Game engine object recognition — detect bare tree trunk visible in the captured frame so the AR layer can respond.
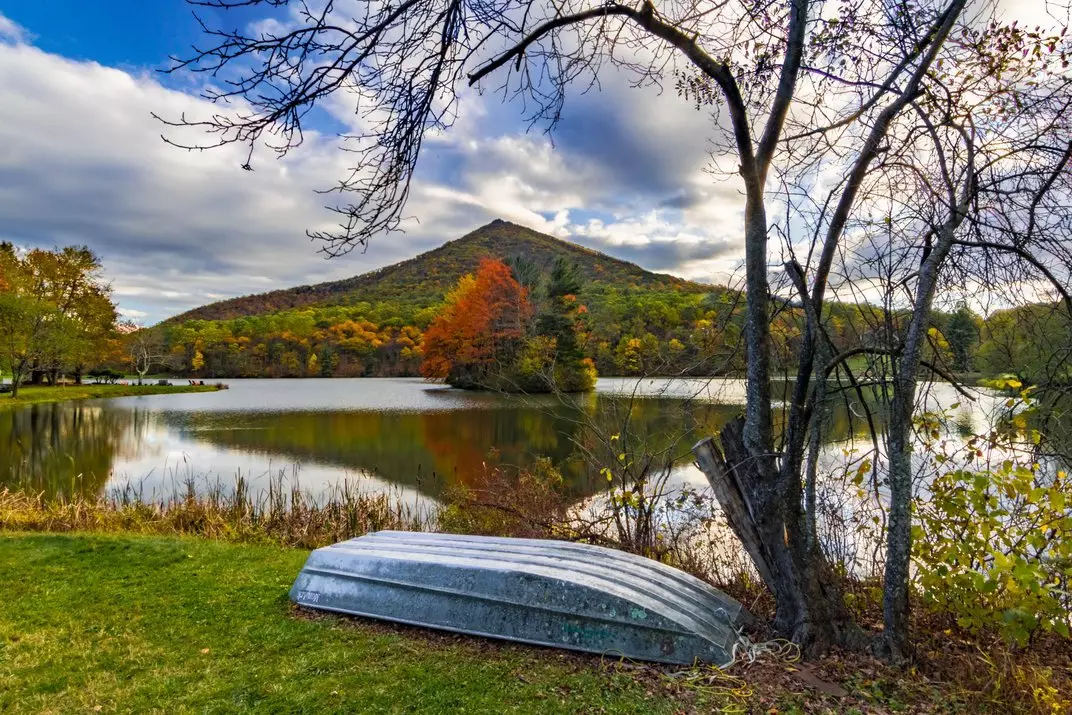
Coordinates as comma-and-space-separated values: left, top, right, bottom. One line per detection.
9, 358, 28, 399
700, 207, 859, 650
694, 420, 862, 653
882, 168, 972, 657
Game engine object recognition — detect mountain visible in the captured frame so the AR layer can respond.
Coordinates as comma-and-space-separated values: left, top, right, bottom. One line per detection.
165, 220, 714, 324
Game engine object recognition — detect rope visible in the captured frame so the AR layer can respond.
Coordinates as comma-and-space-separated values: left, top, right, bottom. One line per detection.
597, 613, 802, 713
656, 624, 801, 713
727, 629, 801, 669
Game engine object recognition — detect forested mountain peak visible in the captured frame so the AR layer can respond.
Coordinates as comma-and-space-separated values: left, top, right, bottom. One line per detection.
164, 220, 714, 324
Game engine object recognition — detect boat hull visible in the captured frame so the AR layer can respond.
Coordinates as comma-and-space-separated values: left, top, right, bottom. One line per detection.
289, 531, 748, 666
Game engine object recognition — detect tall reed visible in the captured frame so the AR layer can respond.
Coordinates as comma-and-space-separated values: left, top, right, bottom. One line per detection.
1, 473, 431, 549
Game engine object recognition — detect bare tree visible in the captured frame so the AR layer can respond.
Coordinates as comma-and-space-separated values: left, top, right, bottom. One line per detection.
126, 325, 170, 385
164, 0, 1072, 657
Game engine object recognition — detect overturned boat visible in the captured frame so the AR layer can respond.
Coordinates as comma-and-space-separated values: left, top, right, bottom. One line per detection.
289, 531, 748, 666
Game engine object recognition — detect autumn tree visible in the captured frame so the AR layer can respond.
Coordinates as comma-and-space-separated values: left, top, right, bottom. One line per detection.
0, 245, 118, 396
169, 0, 1072, 658
422, 258, 532, 388
534, 258, 596, 391
0, 288, 51, 398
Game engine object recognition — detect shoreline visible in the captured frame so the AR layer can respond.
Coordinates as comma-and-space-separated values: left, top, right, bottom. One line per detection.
0, 383, 224, 410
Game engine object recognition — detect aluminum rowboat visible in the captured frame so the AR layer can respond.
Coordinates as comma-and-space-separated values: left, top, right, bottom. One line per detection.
290, 530, 747, 665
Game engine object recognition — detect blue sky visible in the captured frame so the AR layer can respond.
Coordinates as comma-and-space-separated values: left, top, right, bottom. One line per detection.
0, 1, 750, 323
0, 1, 1048, 323
1, 1, 200, 66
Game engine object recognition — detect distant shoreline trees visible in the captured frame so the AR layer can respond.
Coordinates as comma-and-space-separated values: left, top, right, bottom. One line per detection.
0, 244, 120, 398
154, 261, 1070, 388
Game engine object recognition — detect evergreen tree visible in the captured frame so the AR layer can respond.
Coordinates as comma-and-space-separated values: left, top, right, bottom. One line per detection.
946, 305, 980, 373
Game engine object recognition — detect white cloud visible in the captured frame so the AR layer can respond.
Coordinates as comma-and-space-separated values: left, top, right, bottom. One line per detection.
0, 34, 745, 323
0, 12, 30, 45
1000, 0, 1069, 25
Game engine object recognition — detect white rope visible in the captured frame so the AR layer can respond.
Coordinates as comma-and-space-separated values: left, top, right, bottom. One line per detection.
712, 606, 801, 670
727, 630, 800, 668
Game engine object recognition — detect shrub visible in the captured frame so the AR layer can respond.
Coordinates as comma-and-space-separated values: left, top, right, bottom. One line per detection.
913, 390, 1072, 644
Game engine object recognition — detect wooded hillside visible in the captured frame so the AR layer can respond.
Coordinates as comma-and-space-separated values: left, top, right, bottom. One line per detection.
154, 220, 1065, 382
167, 220, 714, 324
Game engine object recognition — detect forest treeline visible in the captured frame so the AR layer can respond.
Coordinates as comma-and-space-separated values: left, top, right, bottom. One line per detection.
2, 234, 1067, 390
157, 263, 1070, 385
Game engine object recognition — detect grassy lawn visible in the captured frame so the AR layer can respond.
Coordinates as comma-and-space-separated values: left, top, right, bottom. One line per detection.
0, 383, 221, 410
0, 533, 706, 714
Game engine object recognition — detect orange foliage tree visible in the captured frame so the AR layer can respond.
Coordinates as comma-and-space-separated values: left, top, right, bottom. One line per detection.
421, 258, 532, 388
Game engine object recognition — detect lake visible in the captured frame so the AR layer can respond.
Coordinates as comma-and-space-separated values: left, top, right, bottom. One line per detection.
0, 377, 1036, 506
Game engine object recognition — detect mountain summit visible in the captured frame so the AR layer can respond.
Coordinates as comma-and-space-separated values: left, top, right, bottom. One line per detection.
165, 220, 711, 323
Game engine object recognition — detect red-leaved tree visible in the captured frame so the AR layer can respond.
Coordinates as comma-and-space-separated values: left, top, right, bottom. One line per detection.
422, 259, 532, 388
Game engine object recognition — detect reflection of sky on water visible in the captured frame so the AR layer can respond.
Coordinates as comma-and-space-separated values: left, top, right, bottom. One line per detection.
2, 377, 1057, 516
104, 428, 438, 515
571, 380, 1066, 578
102, 377, 484, 413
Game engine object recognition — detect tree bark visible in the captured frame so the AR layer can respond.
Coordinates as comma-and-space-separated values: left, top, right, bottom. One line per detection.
694, 419, 864, 654
881, 144, 973, 658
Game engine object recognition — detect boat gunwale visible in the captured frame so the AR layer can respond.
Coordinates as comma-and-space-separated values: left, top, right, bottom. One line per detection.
292, 600, 719, 666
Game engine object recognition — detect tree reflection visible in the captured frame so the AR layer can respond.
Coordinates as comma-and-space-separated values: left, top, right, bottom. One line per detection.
4, 381, 1059, 503
0, 403, 127, 499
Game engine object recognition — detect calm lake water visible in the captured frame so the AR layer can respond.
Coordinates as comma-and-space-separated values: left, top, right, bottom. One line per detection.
0, 377, 1034, 506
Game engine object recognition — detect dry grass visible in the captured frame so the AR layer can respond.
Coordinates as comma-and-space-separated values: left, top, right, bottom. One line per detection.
0, 476, 430, 550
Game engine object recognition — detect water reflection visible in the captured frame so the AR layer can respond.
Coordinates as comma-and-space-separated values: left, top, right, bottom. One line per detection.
0, 377, 1049, 503
1, 403, 128, 498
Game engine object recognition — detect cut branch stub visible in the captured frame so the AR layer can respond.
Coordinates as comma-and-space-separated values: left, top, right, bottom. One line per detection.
693, 419, 865, 653
692, 431, 776, 589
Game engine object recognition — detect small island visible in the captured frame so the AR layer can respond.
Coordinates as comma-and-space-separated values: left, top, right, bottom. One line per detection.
421, 256, 596, 393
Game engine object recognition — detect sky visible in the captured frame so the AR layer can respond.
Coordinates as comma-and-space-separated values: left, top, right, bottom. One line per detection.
0, 0, 1057, 324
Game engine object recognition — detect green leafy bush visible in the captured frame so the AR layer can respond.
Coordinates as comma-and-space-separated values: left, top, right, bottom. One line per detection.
914, 395, 1072, 643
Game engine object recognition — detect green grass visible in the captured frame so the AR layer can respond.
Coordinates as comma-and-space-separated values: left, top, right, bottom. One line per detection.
0, 383, 221, 410
0, 533, 700, 714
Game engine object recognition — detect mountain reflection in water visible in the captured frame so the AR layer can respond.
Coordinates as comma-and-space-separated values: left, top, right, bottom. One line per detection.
2, 377, 1056, 504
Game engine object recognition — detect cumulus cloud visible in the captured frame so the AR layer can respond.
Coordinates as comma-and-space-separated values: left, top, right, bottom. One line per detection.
0, 12, 30, 45
0, 28, 744, 324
